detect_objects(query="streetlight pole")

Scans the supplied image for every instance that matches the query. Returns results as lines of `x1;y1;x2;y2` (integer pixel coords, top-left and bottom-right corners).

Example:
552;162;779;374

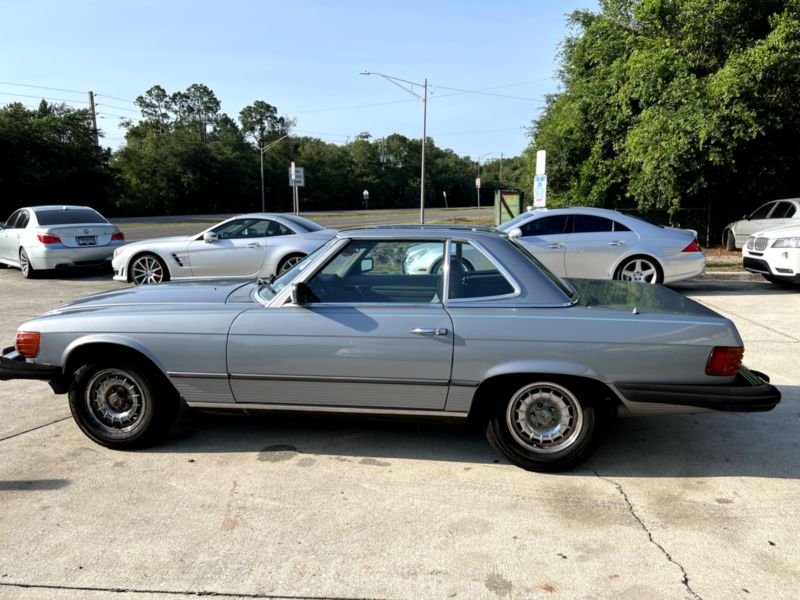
260;133;290;212
361;71;428;224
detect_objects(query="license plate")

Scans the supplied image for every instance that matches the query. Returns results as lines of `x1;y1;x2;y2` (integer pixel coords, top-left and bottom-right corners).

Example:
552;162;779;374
76;236;97;246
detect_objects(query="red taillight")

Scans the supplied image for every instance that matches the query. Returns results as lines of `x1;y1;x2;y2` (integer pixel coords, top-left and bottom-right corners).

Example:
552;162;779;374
37;233;61;244
15;331;41;358
706;346;744;376
682;240;701;253
111;231;125;241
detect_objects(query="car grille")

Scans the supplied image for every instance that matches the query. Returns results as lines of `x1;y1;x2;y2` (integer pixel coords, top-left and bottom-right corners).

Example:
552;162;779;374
746;237;769;251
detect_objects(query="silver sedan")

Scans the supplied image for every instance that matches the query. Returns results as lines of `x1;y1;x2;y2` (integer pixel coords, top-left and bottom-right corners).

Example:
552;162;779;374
112;213;337;285
0;226;779;472
496;207;705;283
0;205;125;278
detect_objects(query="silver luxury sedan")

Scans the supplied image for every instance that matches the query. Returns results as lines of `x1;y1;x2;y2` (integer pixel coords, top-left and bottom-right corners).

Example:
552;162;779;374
0;205;125;278
112;213;337;285
1;226;779;472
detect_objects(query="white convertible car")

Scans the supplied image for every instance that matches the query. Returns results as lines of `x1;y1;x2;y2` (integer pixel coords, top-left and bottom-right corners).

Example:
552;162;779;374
113;213;337;285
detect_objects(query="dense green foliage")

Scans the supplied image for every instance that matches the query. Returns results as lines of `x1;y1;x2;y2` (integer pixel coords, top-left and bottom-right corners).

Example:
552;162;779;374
1;84;521;218
526;0;800;235
0;101;115;216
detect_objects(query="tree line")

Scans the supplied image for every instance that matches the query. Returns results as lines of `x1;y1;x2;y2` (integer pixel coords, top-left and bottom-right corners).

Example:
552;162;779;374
0;85;526;219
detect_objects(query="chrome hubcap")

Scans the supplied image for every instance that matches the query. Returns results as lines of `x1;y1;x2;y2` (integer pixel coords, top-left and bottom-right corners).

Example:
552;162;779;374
84;369;144;432
619;259;658;283
506;383;583;454
132;256;164;285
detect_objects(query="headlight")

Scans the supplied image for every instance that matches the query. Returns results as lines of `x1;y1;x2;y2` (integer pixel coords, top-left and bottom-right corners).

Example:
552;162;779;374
772;237;800;248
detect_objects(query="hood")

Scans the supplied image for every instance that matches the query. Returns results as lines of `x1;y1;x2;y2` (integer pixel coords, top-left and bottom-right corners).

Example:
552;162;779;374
568;278;720;319
46;280;253;315
752;223;800;239
124;235;195;247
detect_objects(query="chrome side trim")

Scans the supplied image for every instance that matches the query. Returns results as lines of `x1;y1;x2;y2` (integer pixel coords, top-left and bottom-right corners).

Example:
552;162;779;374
445;238;523;303
185;401;468;418
169;371;229;380
229;373;450;386
451;380;480;387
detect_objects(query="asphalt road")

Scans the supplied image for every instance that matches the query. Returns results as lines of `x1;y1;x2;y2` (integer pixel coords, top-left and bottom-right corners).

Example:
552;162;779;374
0;270;797;600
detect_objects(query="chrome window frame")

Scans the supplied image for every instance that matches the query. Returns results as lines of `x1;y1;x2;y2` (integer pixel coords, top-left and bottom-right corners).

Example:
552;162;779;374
444;238;521;304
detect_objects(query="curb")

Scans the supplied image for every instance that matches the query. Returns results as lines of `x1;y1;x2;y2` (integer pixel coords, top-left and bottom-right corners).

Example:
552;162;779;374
698;271;762;282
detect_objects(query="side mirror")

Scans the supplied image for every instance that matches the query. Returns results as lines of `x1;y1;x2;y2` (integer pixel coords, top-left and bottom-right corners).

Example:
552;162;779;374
204;232;219;243
290;282;310;306
508;227;523;240
360;258;374;273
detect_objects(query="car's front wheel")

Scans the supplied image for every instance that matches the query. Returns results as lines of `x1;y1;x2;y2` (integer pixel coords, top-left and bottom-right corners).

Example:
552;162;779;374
130;253;169;285
68;361;179;449
484;380;600;472
724;230;736;251
615;256;662;283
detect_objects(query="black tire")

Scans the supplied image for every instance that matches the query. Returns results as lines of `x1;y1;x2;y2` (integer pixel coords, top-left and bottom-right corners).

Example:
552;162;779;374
19;248;36;279
68;360;179;449
430;258;475;275
130;253;169;285
724;230;736;251
614;255;663;284
484;380;600;472
277;253;306;274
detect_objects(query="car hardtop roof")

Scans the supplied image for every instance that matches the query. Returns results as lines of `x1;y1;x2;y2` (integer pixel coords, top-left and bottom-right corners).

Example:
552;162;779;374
525;206;623;216
337;225;508;240
28;205;96;212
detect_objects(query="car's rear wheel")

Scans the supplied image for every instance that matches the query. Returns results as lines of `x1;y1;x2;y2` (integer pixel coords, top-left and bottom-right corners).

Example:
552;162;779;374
68;361;178;449
130;253;169;285
484;380;599;472
278;253;306;274
615;256;662;284
19;248;36;279
724;230;736;251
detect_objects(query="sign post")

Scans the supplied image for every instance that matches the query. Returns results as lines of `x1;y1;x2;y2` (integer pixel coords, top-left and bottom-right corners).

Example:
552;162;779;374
288;163;305;215
533;150;547;208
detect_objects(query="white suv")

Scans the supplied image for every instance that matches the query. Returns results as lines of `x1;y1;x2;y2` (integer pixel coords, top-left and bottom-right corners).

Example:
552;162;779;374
742;223;800;285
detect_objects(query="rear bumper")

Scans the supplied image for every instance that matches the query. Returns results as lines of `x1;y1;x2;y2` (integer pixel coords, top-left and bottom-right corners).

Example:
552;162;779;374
29;245;117;269
615;367;781;412
0;347;62;381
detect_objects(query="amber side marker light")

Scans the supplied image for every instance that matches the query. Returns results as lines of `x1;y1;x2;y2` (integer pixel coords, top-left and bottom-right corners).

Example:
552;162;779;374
15;331;41;358
706;346;744;376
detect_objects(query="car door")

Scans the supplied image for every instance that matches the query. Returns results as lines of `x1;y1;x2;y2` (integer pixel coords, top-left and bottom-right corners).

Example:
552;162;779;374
765;202;796;229
227;239;454;410
738;202;778;242
0;211;23;263
563;214;638;279
516;214;570;276
186;218;271;277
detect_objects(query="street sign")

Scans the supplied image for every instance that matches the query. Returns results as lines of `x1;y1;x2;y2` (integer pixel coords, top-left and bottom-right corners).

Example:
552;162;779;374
288;167;305;187
533;175;547;208
475;177;481;189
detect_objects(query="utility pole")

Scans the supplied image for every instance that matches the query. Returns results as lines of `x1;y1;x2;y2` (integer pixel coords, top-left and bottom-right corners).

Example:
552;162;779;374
87;90;99;145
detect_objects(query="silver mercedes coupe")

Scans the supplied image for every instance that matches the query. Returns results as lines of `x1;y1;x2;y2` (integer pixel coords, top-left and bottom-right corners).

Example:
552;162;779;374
0;226;780;471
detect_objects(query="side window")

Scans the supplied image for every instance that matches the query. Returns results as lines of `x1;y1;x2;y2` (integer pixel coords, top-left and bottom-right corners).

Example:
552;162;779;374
448;241;515;300
15;211;30;229
519;215;569;237
211;219;269;239
749;203;774;220
5;211;21;228
613;220;631;232
306;239;444;304
267;221;293;236
572;215;614;233
772;202;796;219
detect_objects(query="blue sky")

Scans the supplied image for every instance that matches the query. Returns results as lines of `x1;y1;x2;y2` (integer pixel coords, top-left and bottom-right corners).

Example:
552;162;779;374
1;0;598;159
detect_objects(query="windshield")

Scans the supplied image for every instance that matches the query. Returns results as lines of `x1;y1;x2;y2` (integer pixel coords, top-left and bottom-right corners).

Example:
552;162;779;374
498;210;544;230
281;215;325;232
257;237;339;302
36;208;107;225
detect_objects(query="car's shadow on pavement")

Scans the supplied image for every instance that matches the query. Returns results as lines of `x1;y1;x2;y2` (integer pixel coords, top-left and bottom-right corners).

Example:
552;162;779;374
153;386;800;479
669;280;798;296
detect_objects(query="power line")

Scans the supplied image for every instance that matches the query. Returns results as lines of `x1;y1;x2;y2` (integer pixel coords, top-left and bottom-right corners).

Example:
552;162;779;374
0;80;86;95
0;91;89;105
95;102;139;113
96;93;137;104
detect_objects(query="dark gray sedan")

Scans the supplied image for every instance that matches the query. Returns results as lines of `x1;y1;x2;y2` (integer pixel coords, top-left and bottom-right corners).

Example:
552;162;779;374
0;226;780;471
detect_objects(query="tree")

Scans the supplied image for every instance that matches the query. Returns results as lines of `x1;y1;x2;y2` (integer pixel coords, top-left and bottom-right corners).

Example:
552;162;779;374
526;0;800;236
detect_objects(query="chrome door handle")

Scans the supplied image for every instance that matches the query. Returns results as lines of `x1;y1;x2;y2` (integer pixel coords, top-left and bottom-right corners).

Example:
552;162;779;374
608;241;624;246
410;328;448;336
247;242;261;248
548;243;564;249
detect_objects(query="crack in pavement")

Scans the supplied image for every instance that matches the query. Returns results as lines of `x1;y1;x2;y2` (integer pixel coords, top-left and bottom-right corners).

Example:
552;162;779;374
0;416;71;443
593;471;703;600
0;581;386;600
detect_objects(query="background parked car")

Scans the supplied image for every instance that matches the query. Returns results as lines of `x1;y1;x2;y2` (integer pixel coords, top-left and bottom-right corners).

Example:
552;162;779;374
742;223;800;285
494;207;704;284
0;205;124;278
722;198;800;250
112;213;337;285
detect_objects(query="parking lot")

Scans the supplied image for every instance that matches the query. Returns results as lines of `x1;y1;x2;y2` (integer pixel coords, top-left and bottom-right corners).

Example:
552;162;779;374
0;268;798;599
